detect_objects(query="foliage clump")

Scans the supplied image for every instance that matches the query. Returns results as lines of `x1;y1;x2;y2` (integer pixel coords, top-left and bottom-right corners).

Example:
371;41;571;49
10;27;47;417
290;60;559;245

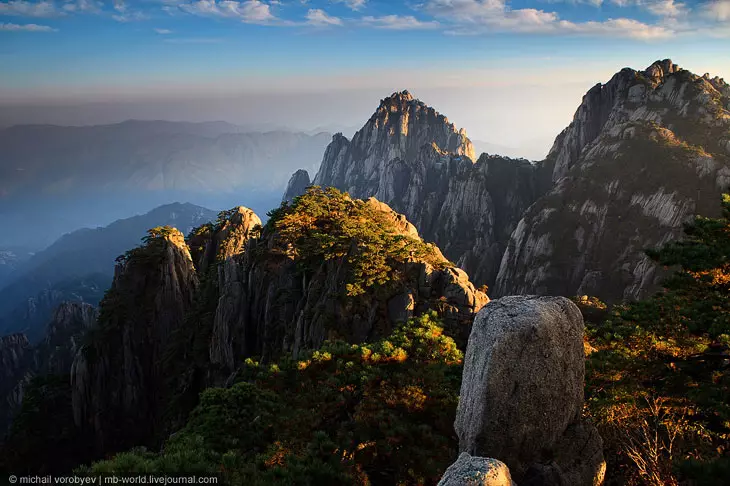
585;194;730;485
266;186;448;297
77;312;463;485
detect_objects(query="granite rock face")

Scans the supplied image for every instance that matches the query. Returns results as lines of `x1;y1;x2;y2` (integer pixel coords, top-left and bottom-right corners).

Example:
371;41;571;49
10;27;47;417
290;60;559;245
40;302;98;375
455;296;605;485
0;302;97;437
289;61;729;301
207;195;489;374
299;92;544;287
0;333;31;432
282;169;311;203
495;60;730;301
71;228;199;450
438;452;515;486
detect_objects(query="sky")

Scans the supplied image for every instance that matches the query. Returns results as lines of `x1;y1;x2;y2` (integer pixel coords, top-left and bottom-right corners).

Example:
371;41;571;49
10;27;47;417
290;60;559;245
1;0;729;158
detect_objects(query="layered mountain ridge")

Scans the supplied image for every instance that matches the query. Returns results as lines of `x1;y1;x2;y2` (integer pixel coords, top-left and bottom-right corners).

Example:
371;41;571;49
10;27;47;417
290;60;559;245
66;192;487;455
285;59;730;302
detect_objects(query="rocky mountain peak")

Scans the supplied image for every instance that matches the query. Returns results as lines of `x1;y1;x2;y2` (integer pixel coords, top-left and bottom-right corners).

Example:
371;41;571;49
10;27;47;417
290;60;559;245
310;90;476;205
497;61;730;301
547;58;730;182
71;224;199;450
643;58;680;84
282;169;311;204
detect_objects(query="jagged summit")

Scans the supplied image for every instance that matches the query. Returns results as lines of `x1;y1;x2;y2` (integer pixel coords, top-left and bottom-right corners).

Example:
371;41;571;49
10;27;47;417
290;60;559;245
368;90;470;154
310;89;476;202
643;58;681;83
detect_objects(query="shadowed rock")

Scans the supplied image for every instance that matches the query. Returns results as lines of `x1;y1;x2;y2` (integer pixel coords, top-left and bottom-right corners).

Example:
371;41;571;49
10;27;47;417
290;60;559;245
455;295;605;485
282;169;311;203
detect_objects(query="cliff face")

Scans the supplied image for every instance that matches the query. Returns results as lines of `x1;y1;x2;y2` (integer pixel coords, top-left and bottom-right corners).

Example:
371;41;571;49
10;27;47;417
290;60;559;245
71;228;198;450
0;302;98;440
0;333;31;429
282;169;311;204
495;60;730;301
207;189;488;375
287;91;544;287
38;302;98;375
291;61;729;301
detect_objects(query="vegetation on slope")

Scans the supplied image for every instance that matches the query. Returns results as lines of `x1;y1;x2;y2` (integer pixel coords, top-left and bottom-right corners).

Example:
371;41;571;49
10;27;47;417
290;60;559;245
266;186;449;297
584;194;730;485
77;312;463;485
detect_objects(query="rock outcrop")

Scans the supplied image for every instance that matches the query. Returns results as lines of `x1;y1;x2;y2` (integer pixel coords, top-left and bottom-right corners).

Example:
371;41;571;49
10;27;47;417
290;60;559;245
71;228;198;451
0;303;98;438
38;302;98;375
495;60;730;301
282;169;311;203
438;453;515;486
454;296;605;485
207;189;489;374
0;333;31;431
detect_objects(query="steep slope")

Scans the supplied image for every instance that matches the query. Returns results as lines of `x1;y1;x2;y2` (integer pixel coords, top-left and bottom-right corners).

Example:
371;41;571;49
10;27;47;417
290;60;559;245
0;334;31;432
71;228;198;451
0;302;97;438
0;203;216;341
495;60;730;301
206;188;489;374
286;91;544;286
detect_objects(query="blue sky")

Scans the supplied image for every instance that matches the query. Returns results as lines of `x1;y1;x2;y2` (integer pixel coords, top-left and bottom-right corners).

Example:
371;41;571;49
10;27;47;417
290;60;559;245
1;0;729;98
1;0;729;155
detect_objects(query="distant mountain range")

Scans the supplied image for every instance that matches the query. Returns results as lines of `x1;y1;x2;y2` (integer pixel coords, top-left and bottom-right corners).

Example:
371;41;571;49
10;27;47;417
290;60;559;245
0;202;217;341
0;120;331;249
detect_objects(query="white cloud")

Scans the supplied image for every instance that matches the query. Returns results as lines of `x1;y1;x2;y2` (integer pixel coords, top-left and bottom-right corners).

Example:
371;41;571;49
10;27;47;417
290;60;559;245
608;0;688;18
113;11;149;21
361;15;440;29
155;28;173;33
0;1;59;17
62;0;102;14
332;0;366;11
0;21;57;31
644;0;687;17
423;0;672;39
306;8;342;26
179;0;284;24
703;0;730;21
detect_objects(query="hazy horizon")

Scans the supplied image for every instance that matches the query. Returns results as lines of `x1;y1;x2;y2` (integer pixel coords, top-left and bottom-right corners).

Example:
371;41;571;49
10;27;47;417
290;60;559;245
3;1;730;161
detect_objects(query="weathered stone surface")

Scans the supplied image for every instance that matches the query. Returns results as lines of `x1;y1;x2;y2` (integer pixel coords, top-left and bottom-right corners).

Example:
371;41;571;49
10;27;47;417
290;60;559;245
495;60;730;301
0;302;98;437
208;196;488;372
282;169;311;203
293;91;545;290
0;333;31;432
438;452;515;486
456;296;584;466
455;296;604;484
40;302;98;375
71;228;198;450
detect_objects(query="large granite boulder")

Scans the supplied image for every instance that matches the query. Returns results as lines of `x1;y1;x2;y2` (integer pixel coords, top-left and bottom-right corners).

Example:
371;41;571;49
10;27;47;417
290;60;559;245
455;295;605;485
